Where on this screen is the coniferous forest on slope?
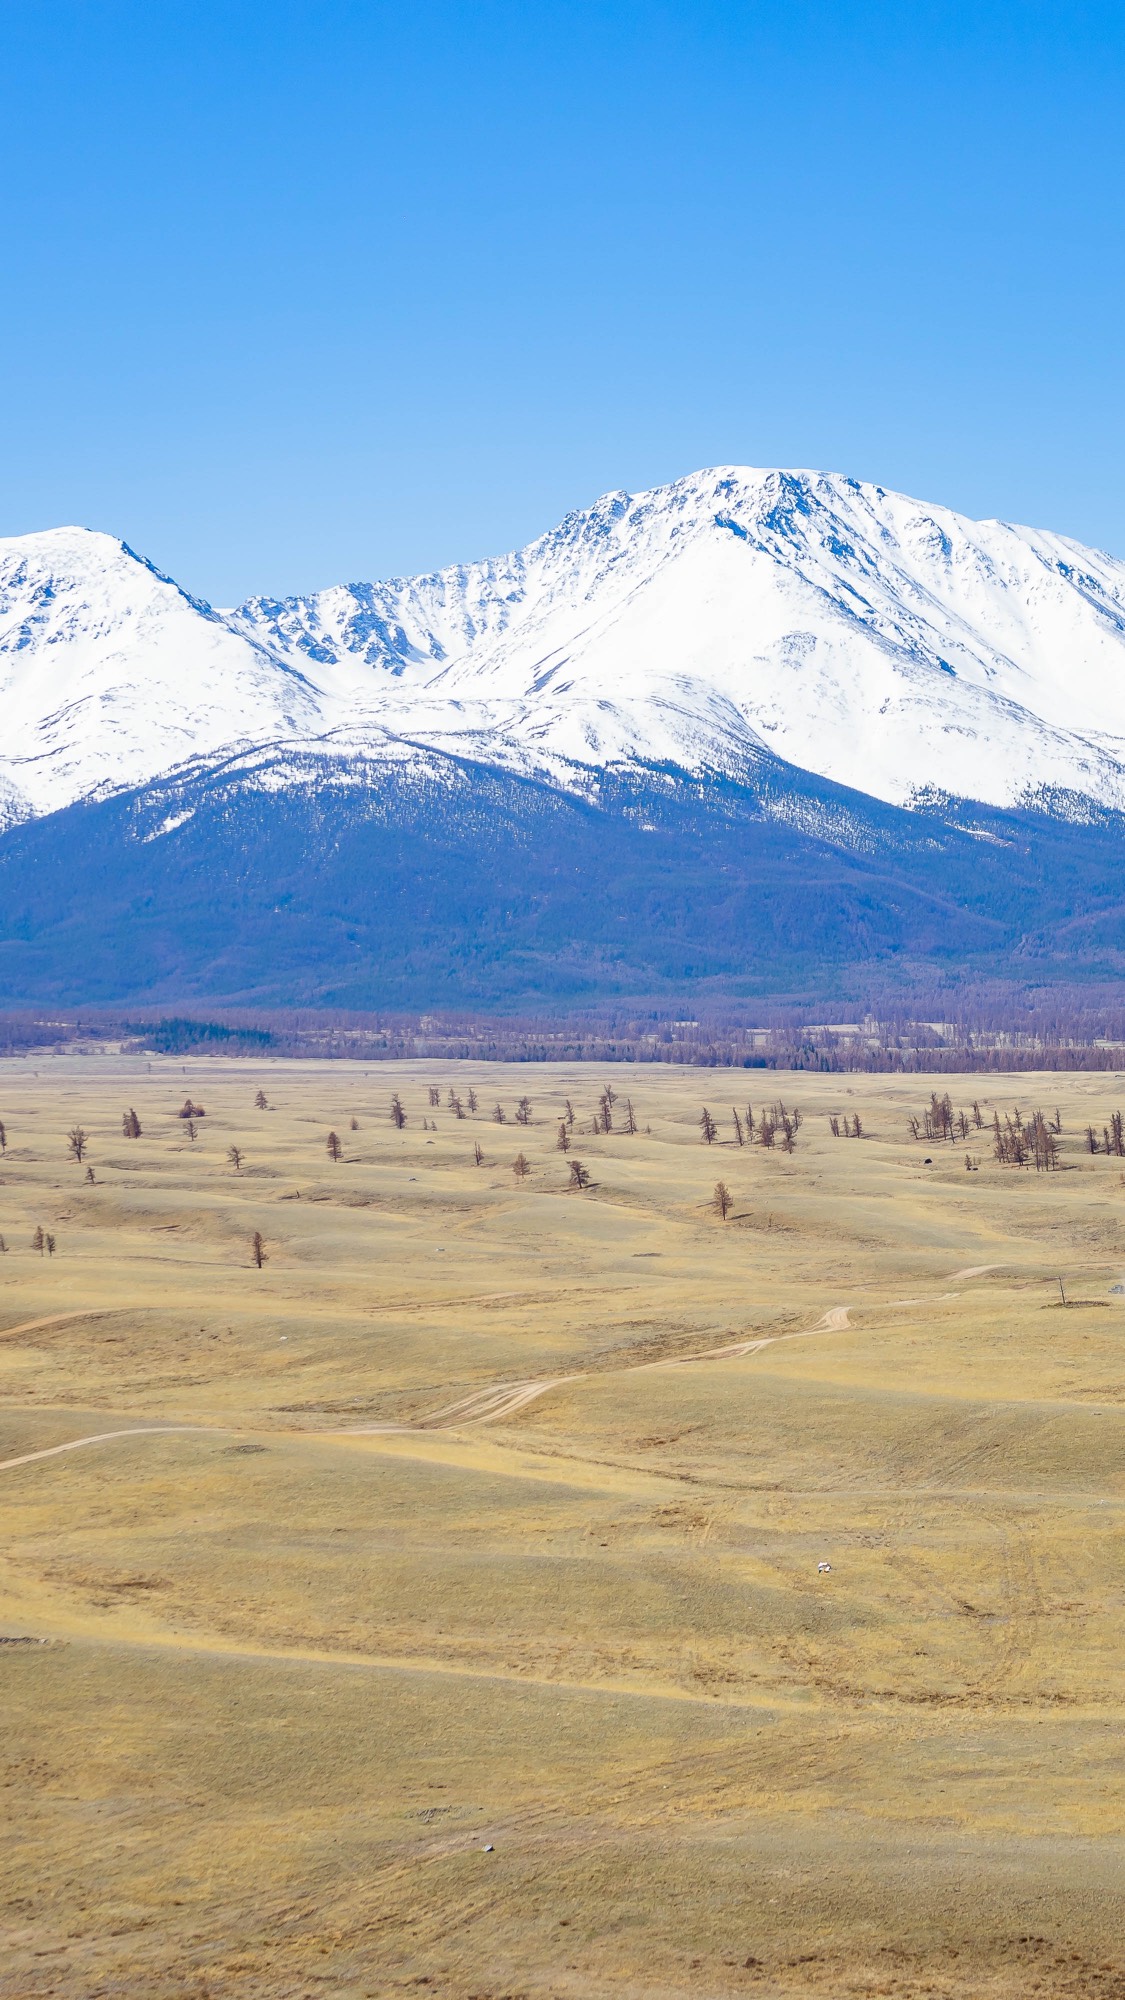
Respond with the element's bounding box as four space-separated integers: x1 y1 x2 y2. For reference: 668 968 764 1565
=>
3 749 1125 1012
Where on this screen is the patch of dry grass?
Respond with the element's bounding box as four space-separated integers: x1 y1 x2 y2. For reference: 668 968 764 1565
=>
1 1055 1124 1996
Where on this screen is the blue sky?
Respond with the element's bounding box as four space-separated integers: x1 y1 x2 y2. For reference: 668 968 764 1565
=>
3 1 1124 602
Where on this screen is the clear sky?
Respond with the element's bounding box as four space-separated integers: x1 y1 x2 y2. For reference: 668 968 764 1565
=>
3 1 1124 603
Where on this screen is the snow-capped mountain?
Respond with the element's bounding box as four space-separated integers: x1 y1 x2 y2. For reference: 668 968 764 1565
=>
0 528 325 821
5 467 1125 824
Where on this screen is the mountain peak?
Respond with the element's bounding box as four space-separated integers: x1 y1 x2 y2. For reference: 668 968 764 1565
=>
4 469 1125 823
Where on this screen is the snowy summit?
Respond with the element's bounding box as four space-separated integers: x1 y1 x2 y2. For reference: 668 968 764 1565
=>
4 467 1125 824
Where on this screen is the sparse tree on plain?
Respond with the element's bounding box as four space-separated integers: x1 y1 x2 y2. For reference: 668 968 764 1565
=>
732 1109 744 1147
122 1108 142 1139
467 1088 478 1114
1086 1125 1099 1153
390 1094 407 1130
85 1166 95 1184
0 1235 6 1253
516 1097 532 1126
452 1095 465 1119
326 1131 342 1161
623 1099 637 1136
186 1119 197 1142
598 1091 613 1133
251 1231 267 1269
512 1152 530 1179
1028 1112 1060 1172
45 1233 56 1257
993 1115 1029 1168
227 1145 244 1172
493 1103 506 1124
830 1115 841 1137
429 1087 441 1107
0 1119 7 1152
350 1116 359 1131
564 1099 575 1129
712 1182 733 1221
699 1108 717 1144
32 1225 44 1255
473 1141 484 1166
67 1127 89 1163
771 1103 797 1151
557 1121 570 1152
255 1090 269 1110
568 1159 591 1190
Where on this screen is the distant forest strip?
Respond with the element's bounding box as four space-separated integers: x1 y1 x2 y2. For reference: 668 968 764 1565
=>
4 1002 1125 1071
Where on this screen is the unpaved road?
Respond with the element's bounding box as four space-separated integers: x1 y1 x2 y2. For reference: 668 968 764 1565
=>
0 1425 219 1471
0 1310 117 1343
0 1302 864 1473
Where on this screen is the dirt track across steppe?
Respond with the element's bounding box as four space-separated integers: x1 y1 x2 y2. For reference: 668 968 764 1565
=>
2 1054 1125 1999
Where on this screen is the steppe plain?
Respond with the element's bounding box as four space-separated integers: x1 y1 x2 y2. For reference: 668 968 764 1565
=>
1 1054 1124 2000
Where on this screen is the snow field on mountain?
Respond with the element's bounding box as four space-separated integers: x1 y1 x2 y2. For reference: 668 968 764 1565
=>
4 468 1125 822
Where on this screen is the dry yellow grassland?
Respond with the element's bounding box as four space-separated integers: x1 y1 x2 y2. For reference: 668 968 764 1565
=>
1 1054 1124 1999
